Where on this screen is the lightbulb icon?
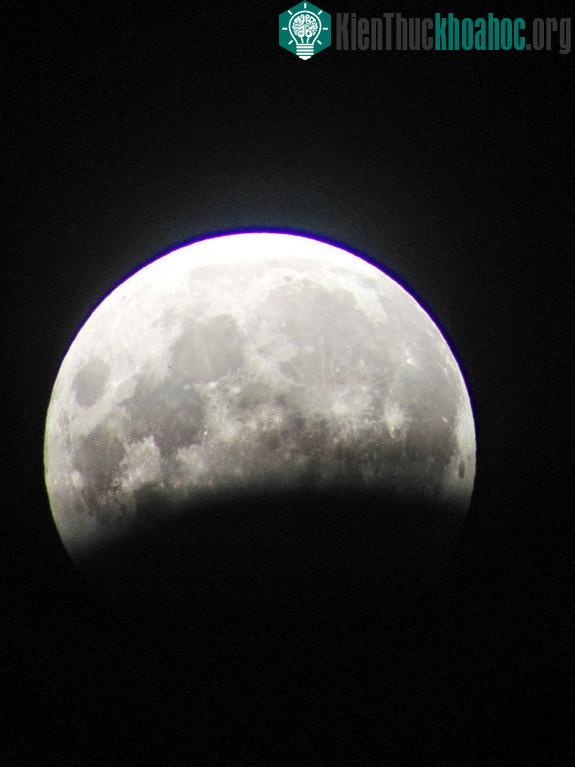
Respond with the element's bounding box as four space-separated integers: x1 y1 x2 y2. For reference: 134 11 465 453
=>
289 8 322 60
279 2 331 61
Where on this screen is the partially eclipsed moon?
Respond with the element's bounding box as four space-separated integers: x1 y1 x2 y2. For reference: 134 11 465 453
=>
44 233 475 567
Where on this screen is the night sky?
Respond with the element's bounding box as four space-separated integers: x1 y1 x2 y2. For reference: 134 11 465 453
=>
4 2 573 763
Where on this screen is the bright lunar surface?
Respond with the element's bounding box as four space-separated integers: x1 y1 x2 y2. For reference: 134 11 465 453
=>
45 233 475 574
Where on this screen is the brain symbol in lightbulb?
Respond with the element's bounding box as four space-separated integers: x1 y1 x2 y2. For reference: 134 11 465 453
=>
289 11 322 59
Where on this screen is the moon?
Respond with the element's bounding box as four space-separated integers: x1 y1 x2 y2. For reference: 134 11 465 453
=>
45 233 475 582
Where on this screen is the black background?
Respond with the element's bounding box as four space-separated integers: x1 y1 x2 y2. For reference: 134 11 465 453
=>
3 1 573 764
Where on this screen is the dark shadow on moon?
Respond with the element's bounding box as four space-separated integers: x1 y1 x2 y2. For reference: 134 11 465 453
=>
43 494 468 764
79 488 466 642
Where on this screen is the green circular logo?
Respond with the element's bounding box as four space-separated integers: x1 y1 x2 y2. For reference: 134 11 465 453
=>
279 2 332 60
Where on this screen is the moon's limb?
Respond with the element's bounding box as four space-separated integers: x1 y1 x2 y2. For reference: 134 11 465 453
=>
44 233 475 563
